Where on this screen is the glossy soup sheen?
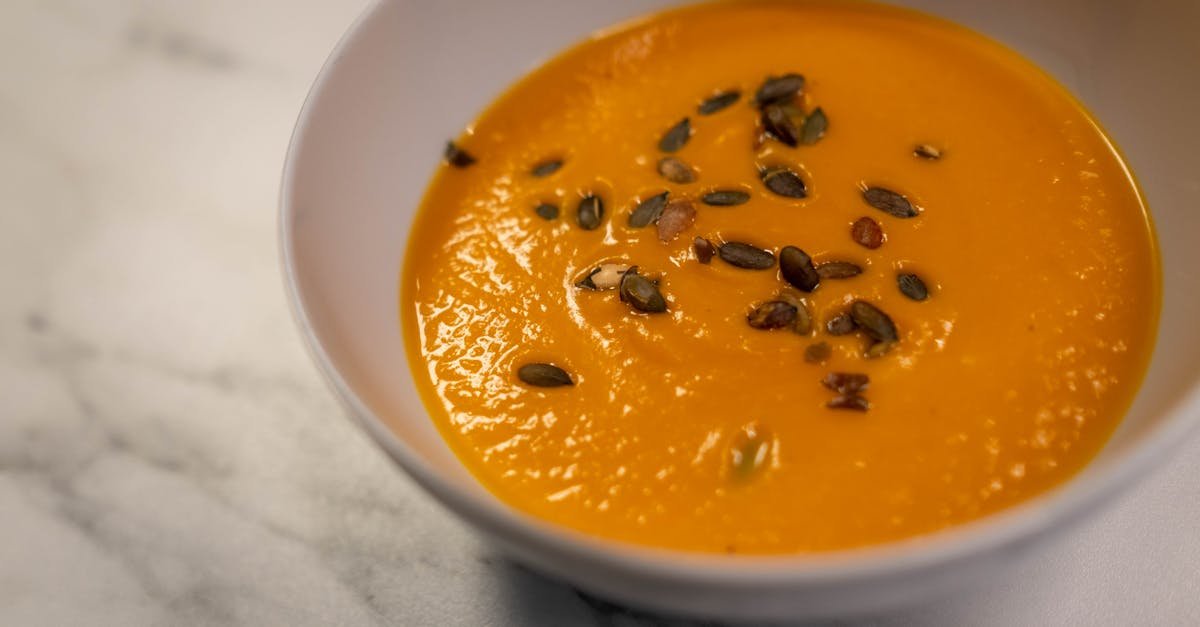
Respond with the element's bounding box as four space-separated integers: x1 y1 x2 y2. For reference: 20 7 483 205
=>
401 1 1159 554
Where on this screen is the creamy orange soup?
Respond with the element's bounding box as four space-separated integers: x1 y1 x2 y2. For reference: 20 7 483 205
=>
401 1 1158 553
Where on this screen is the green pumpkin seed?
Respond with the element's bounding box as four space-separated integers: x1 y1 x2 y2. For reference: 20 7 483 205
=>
628 192 668 228
821 372 869 395
693 237 715 264
747 300 798 330
534 203 559 220
657 157 696 184
517 363 573 387
762 104 800 147
804 341 831 363
702 190 751 206
444 141 476 167
619 267 667 313
800 107 828 145
531 158 564 177
864 340 895 359
761 166 807 198
816 261 862 279
826 313 857 336
827 394 869 411
577 194 604 230
779 246 820 292
718 242 775 270
898 273 929 301
659 118 692 153
862 186 918 218
754 73 805 107
914 144 942 160
849 300 898 343
698 90 741 115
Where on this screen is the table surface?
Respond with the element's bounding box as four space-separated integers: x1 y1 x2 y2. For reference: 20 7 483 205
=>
2 1 1197 624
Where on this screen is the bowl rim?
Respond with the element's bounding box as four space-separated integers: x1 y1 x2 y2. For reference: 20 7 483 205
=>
278 0 1200 584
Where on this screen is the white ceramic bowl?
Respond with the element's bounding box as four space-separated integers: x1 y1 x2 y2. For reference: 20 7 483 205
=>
280 0 1200 620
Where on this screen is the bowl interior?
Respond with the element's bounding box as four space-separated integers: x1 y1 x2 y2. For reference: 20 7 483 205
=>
283 0 1200 559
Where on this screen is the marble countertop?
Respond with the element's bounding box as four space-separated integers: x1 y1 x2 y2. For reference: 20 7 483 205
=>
1 0 1197 624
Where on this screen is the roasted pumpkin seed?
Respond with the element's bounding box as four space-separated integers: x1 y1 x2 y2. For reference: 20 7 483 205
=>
693 237 715 264
657 157 697 184
575 263 630 291
816 261 863 279
914 144 942 160
851 217 884 249
827 394 869 411
761 166 807 198
628 192 668 228
804 341 831 363
619 267 667 313
444 141 476 168
754 73 805 107
531 158 564 177
659 118 692 153
821 372 869 395
698 90 740 115
517 363 573 387
864 340 896 359
800 107 827 145
762 104 800 147
862 186 918 218
776 289 813 335
657 199 696 242
779 245 820 292
534 203 559 220
718 241 775 269
849 300 898 343
577 194 604 230
826 313 857 336
747 300 798 329
702 190 751 206
898 273 929 301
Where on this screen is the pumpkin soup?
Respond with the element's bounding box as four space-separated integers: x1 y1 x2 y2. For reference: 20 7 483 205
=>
401 0 1159 554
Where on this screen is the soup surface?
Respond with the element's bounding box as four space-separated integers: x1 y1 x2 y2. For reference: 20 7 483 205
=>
401 0 1158 553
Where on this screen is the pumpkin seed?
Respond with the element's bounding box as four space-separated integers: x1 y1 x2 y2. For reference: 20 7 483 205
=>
816 261 863 279
851 217 884 249
762 104 800 147
821 372 869 395
754 73 805 107
693 237 715 264
862 186 918 218
702 190 751 206
657 157 697 184
804 341 831 363
577 194 604 230
534 203 559 220
864 340 895 359
898 273 929 301
531 158 564 177
827 394 870 411
776 289 813 335
698 90 740 115
619 267 667 313
779 246 820 292
444 141 476 167
800 107 828 145
761 166 807 198
575 263 630 290
657 199 696 242
849 300 899 343
628 192 668 228
826 313 857 336
730 423 772 480
914 144 942 160
517 363 573 387
718 241 775 269
659 118 692 153
747 300 798 330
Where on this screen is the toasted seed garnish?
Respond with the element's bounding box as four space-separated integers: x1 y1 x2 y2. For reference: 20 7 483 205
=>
534 203 559 220
761 166 807 198
914 144 942 160
747 300 798 330
898 273 930 301
702 190 751 206
822 372 869 395
827 394 870 411
576 263 630 290
575 267 601 290
850 300 899 343
698 90 741 115
659 118 692 153
628 192 668 228
718 241 775 269
577 194 604 230
754 73 805 107
816 261 863 279
804 341 831 363
517 363 573 387
657 157 697 183
826 313 857 336
762 104 800 147
851 217 885 249
693 237 716 264
619 267 667 313
776 289 813 335
779 246 820 292
865 340 895 359
444 141 476 167
730 422 772 480
800 107 828 145
862 186 918 218
531 158 564 177
657 199 696 242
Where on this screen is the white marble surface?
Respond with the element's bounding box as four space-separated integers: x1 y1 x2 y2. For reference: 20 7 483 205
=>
0 0 1197 625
